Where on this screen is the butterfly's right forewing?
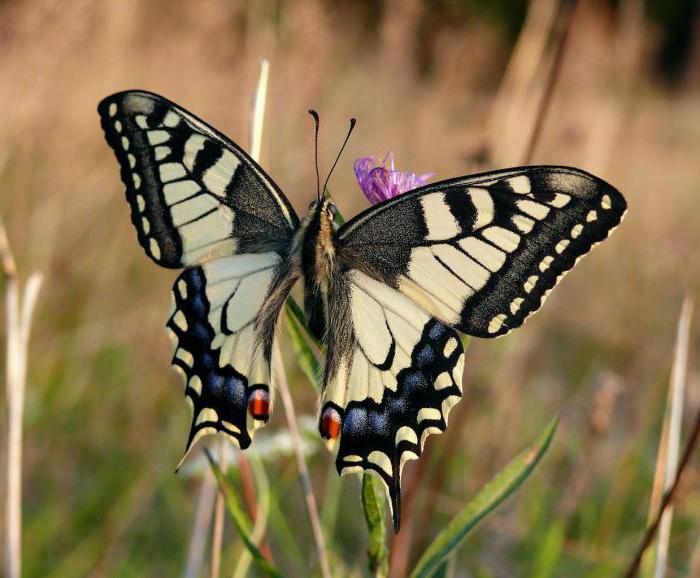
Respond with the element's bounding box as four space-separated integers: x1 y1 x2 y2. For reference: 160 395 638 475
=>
338 166 626 338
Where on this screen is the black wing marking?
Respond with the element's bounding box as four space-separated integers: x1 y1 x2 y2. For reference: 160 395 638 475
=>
167 252 293 462
338 166 626 337
318 271 464 531
98 90 299 268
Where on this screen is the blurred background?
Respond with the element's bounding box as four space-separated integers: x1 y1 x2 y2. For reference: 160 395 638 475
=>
1 0 699 576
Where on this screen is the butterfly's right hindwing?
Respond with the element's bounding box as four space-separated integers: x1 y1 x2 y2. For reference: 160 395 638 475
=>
98 91 299 268
319 270 464 531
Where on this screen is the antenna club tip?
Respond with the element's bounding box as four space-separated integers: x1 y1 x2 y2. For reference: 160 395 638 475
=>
308 109 320 121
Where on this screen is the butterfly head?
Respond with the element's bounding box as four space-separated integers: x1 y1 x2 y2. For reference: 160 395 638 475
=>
308 197 338 220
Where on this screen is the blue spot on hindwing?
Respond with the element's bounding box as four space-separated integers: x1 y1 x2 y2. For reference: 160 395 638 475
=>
416 344 435 368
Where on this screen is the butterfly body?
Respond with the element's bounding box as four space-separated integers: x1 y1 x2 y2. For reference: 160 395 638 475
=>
296 198 339 342
98 90 626 531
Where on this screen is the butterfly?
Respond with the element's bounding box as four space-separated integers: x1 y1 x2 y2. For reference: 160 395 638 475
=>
98 90 626 531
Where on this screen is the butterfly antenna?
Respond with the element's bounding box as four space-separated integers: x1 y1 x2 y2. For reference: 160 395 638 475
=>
308 109 321 201
321 117 356 198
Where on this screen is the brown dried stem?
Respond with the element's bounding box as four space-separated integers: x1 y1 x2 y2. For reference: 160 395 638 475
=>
623 406 700 578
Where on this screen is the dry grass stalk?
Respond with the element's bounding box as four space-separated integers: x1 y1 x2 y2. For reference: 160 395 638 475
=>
520 0 579 165
2 215 43 578
182 471 217 578
233 452 271 578
624 297 697 578
210 442 227 578
255 56 331 578
650 297 694 577
272 343 332 578
486 0 561 165
208 58 271 578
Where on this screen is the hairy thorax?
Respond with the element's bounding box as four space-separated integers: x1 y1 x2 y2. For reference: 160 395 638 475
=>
293 199 339 341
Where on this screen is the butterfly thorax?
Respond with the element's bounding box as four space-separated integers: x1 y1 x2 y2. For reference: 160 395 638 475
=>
294 198 338 341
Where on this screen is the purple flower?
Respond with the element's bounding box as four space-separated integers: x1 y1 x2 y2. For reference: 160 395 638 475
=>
354 153 434 205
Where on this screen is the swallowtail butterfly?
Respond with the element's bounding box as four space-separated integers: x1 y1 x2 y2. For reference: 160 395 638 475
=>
98 90 626 531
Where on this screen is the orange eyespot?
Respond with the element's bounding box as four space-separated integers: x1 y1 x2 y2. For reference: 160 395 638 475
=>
320 406 342 440
247 388 270 421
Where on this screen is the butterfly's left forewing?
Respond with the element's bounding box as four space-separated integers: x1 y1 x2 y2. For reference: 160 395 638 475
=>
98 91 300 460
98 91 298 268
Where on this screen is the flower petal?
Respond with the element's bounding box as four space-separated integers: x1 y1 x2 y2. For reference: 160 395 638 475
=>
353 153 433 205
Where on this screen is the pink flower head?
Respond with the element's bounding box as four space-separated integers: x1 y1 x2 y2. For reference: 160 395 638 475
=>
353 153 434 205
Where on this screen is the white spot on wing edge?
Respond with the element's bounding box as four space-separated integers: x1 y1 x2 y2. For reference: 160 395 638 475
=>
173 310 188 331
510 297 524 314
555 239 570 254
395 426 418 446
367 451 393 477
188 376 203 395
196 407 219 426
443 337 458 357
149 238 162 260
488 313 507 334
417 407 442 423
524 275 538 293
175 348 193 367
108 102 117 117
539 255 554 271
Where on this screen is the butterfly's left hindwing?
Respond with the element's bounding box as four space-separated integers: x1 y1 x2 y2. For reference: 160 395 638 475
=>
168 253 294 460
319 271 464 530
338 166 626 338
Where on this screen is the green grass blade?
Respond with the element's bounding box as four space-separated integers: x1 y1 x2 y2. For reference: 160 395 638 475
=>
205 449 285 578
284 300 322 392
410 417 559 578
362 473 389 577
